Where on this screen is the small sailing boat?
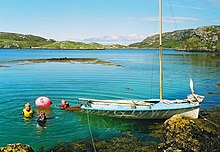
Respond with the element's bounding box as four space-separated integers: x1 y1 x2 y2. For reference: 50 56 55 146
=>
78 0 205 119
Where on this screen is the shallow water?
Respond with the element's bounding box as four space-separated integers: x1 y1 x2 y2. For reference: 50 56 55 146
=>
0 49 219 150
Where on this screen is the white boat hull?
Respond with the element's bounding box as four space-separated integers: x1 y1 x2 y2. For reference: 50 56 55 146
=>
80 100 201 119
81 107 200 119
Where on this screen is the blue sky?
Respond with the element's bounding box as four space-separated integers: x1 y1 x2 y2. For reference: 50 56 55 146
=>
0 0 220 44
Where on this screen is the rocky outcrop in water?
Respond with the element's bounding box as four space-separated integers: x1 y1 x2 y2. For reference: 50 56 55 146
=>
11 57 122 67
0 143 34 152
158 113 220 152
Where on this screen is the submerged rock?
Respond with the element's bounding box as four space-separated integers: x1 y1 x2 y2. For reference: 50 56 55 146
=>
50 137 157 152
0 143 34 152
0 65 10 68
11 57 122 67
215 83 220 89
207 92 220 95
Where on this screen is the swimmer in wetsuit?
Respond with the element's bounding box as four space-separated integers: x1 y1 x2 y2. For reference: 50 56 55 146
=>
37 111 47 127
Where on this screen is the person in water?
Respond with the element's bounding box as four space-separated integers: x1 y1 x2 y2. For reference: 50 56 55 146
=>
22 102 34 119
60 99 70 110
37 111 47 127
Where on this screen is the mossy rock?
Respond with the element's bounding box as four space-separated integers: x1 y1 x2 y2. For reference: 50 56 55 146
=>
0 143 34 152
159 114 220 152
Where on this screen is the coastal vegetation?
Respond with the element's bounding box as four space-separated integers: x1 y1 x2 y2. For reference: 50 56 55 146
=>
129 25 220 52
0 32 55 49
0 32 127 50
0 25 219 52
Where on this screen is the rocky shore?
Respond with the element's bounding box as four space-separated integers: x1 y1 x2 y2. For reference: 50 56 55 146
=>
2 107 220 152
0 143 34 152
50 107 220 152
158 114 220 151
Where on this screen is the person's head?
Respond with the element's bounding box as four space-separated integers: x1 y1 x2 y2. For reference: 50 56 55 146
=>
25 103 31 110
40 111 45 115
40 111 46 118
61 99 66 105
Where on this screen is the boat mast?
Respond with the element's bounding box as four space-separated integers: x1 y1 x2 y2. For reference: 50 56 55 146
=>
159 0 163 100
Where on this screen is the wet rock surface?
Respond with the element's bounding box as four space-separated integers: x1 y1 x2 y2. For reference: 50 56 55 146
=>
158 110 220 152
0 143 34 152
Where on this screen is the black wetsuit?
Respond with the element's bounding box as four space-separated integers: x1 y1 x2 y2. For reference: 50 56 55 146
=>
37 116 47 127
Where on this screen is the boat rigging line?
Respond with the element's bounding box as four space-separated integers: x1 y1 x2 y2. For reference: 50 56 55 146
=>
167 0 219 128
87 110 97 152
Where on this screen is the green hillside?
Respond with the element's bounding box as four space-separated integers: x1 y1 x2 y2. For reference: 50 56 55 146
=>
0 32 127 50
0 32 55 48
1 25 219 52
129 25 220 52
39 41 105 50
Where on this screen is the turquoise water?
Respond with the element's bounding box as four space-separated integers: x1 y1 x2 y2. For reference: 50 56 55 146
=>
0 49 219 150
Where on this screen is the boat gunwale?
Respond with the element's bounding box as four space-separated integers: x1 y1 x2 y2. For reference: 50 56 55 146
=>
81 103 200 112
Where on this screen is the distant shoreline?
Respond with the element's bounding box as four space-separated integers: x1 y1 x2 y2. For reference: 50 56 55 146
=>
1 25 220 52
1 48 220 53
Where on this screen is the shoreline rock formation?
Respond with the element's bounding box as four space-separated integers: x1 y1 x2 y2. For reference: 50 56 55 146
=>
0 143 34 152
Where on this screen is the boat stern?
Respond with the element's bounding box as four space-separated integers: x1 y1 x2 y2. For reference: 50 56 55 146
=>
179 106 200 119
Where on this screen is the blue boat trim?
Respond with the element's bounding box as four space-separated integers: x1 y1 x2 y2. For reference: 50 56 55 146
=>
81 102 199 111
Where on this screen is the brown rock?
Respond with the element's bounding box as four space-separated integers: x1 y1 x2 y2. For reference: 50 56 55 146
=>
0 143 34 152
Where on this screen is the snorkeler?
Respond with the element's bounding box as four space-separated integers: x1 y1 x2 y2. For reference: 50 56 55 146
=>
36 111 54 127
37 111 48 127
22 102 34 119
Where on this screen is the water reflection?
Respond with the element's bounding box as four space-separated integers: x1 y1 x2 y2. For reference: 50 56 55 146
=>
0 49 219 150
166 53 220 67
36 107 52 115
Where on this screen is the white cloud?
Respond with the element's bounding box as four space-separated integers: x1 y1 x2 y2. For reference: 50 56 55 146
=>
170 4 205 10
144 16 199 23
212 19 220 23
82 34 147 45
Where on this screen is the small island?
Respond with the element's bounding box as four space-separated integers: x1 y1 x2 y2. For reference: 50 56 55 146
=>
11 57 122 67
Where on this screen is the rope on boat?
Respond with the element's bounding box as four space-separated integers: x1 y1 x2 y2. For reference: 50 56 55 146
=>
167 0 220 129
150 51 157 99
86 110 97 152
189 104 220 128
168 0 178 29
198 113 220 128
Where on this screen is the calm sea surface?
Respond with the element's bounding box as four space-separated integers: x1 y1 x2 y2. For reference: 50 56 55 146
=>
0 49 219 150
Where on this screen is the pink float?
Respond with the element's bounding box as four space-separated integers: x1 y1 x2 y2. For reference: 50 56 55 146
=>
35 96 51 108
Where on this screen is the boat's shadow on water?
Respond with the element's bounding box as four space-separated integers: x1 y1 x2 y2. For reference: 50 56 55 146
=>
76 112 164 134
